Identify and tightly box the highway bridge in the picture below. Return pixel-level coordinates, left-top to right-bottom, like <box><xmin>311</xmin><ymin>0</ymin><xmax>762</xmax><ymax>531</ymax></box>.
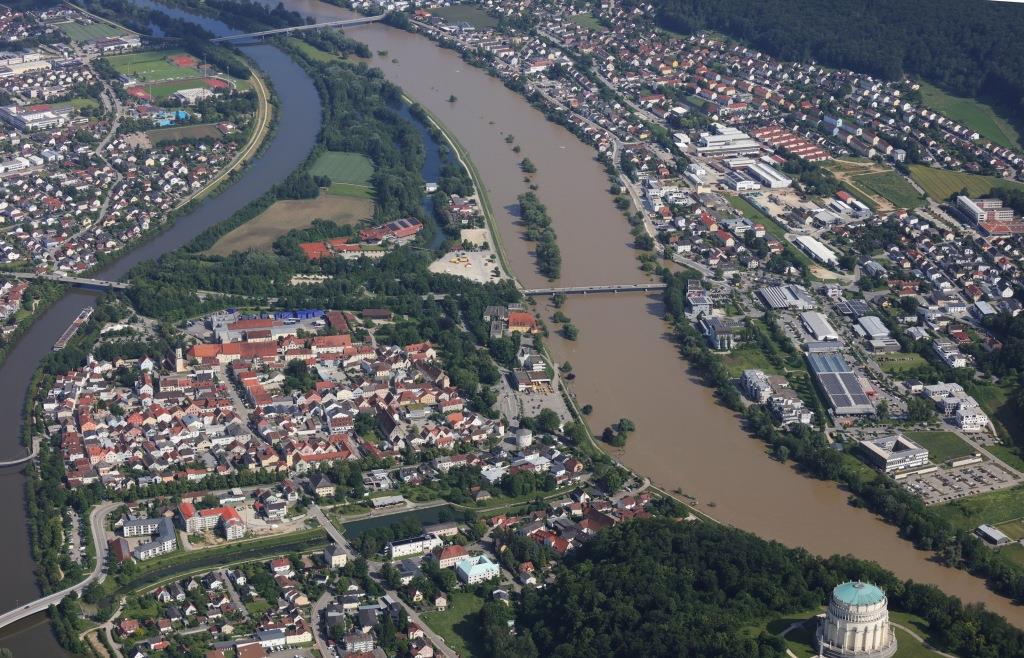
<box><xmin>211</xmin><ymin>15</ymin><xmax>385</xmax><ymax>42</ymax></box>
<box><xmin>8</xmin><ymin>272</ymin><xmax>129</xmax><ymax>291</ymax></box>
<box><xmin>523</xmin><ymin>283</ymin><xmax>667</xmax><ymax>296</ymax></box>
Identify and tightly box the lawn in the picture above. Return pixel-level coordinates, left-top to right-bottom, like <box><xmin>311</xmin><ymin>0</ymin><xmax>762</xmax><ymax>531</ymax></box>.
<box><xmin>904</xmin><ymin>431</ymin><xmax>975</xmax><ymax>464</ymax></box>
<box><xmin>893</xmin><ymin>626</ymin><xmax>946</xmax><ymax>657</ymax></box>
<box><xmin>57</xmin><ymin>20</ymin><xmax>126</xmax><ymax>42</ymax></box>
<box><xmin>432</xmin><ymin>5</ymin><xmax>498</xmax><ymax>29</ymax></box>
<box><xmin>328</xmin><ymin>182</ymin><xmax>374</xmax><ymax>199</ymax></box>
<box><xmin>106</xmin><ymin>50</ymin><xmax>198</xmax><ymax>82</ymax></box>
<box><xmin>909</xmin><ymin>165</ymin><xmax>1024</xmax><ymax>202</ymax></box>
<box><xmin>719</xmin><ymin>344</ymin><xmax>785</xmax><ymax>378</ymax></box>
<box><xmin>919</xmin><ymin>81</ymin><xmax>1020</xmax><ymax>151</ymax></box>
<box><xmin>53</xmin><ymin>97</ymin><xmax>101</xmax><ymax>111</ymax></box>
<box><xmin>569</xmin><ymin>13</ymin><xmax>606</xmax><ymax>31</ymax></box>
<box><xmin>852</xmin><ymin>171</ymin><xmax>925</xmax><ymax>209</ymax></box>
<box><xmin>420</xmin><ymin>592</ymin><xmax>486</xmax><ymax>657</ymax></box>
<box><xmin>969</xmin><ymin>380</ymin><xmax>1024</xmax><ymax>452</ymax></box>
<box><xmin>206</xmin><ymin>195</ymin><xmax>373</xmax><ymax>256</ymax></box>
<box><xmin>287</xmin><ymin>37</ymin><xmax>339</xmax><ymax>62</ymax></box>
<box><xmin>994</xmin><ymin>519</ymin><xmax>1024</xmax><ymax>541</ymax></box>
<box><xmin>932</xmin><ymin>484</ymin><xmax>1024</xmax><ymax>530</ymax></box>
<box><xmin>874</xmin><ymin>352</ymin><xmax>928</xmax><ymax>374</ymax></box>
<box><xmin>310</xmin><ymin>151</ymin><xmax>374</xmax><ymax>187</ymax></box>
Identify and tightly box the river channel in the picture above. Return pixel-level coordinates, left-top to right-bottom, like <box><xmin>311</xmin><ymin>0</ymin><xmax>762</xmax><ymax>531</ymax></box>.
<box><xmin>265</xmin><ymin>0</ymin><xmax>1024</xmax><ymax>624</ymax></box>
<box><xmin>0</xmin><ymin>2</ymin><xmax>1021</xmax><ymax>653</ymax></box>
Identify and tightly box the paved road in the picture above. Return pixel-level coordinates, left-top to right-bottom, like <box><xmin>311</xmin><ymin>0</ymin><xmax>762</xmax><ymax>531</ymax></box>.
<box><xmin>0</xmin><ymin>501</ymin><xmax>119</xmax><ymax>630</ymax></box>
<box><xmin>310</xmin><ymin>590</ymin><xmax>334</xmax><ymax>658</ymax></box>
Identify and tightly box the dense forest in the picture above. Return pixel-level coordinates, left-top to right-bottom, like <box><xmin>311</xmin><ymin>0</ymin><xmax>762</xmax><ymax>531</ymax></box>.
<box><xmin>484</xmin><ymin>519</ymin><xmax>1024</xmax><ymax>658</ymax></box>
<box><xmin>646</xmin><ymin>0</ymin><xmax>1024</xmax><ymax>135</ymax></box>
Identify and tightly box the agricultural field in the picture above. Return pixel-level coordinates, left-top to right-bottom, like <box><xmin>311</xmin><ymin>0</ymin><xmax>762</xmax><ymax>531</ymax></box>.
<box><xmin>909</xmin><ymin>165</ymin><xmax>1024</xmax><ymax>202</ymax></box>
<box><xmin>206</xmin><ymin>195</ymin><xmax>372</xmax><ymax>256</ymax></box>
<box><xmin>851</xmin><ymin>171</ymin><xmax>925</xmax><ymax>209</ymax></box>
<box><xmin>310</xmin><ymin>151</ymin><xmax>374</xmax><ymax>197</ymax></box>
<box><xmin>919</xmin><ymin>82</ymin><xmax>1020</xmax><ymax>151</ymax></box>
<box><xmin>56</xmin><ymin>20</ymin><xmax>126</xmax><ymax>42</ymax></box>
<box><xmin>904</xmin><ymin>431</ymin><xmax>975</xmax><ymax>464</ymax></box>
<box><xmin>106</xmin><ymin>50</ymin><xmax>201</xmax><ymax>82</ymax></box>
<box><xmin>432</xmin><ymin>5</ymin><xmax>499</xmax><ymax>29</ymax></box>
<box><xmin>145</xmin><ymin>123</ymin><xmax>223</xmax><ymax>144</ymax></box>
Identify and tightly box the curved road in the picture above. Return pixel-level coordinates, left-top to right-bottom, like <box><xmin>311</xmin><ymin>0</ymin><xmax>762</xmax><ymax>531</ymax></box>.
<box><xmin>0</xmin><ymin>501</ymin><xmax>119</xmax><ymax>630</ymax></box>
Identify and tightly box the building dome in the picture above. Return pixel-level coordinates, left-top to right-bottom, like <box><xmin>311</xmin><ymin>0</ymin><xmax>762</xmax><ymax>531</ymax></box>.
<box><xmin>816</xmin><ymin>581</ymin><xmax>897</xmax><ymax>658</ymax></box>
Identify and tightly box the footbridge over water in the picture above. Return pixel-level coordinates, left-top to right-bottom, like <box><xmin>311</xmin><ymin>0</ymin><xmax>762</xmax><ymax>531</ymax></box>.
<box><xmin>210</xmin><ymin>15</ymin><xmax>385</xmax><ymax>42</ymax></box>
<box><xmin>523</xmin><ymin>283</ymin><xmax>667</xmax><ymax>296</ymax></box>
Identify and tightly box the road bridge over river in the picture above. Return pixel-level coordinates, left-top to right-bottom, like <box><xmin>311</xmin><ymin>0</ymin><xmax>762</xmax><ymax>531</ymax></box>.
<box><xmin>211</xmin><ymin>15</ymin><xmax>384</xmax><ymax>42</ymax></box>
<box><xmin>523</xmin><ymin>283</ymin><xmax>667</xmax><ymax>296</ymax></box>
<box><xmin>8</xmin><ymin>272</ymin><xmax>129</xmax><ymax>291</ymax></box>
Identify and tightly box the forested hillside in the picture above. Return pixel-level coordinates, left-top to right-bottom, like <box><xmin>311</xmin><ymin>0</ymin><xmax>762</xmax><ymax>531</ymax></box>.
<box><xmin>483</xmin><ymin>519</ymin><xmax>1024</xmax><ymax>658</ymax></box>
<box><xmin>649</xmin><ymin>0</ymin><xmax>1024</xmax><ymax>128</ymax></box>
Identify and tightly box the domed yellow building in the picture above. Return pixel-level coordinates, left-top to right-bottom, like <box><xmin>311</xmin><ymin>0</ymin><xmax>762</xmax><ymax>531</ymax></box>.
<box><xmin>816</xmin><ymin>581</ymin><xmax>897</xmax><ymax>658</ymax></box>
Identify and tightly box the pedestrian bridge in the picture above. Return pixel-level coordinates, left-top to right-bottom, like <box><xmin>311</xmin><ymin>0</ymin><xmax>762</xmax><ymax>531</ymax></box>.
<box><xmin>211</xmin><ymin>15</ymin><xmax>385</xmax><ymax>42</ymax></box>
<box><xmin>0</xmin><ymin>437</ymin><xmax>41</xmax><ymax>468</ymax></box>
<box><xmin>523</xmin><ymin>283</ymin><xmax>667</xmax><ymax>296</ymax></box>
<box><xmin>8</xmin><ymin>272</ymin><xmax>129</xmax><ymax>291</ymax></box>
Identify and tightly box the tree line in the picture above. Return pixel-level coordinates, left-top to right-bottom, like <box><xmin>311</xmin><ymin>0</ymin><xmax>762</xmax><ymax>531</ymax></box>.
<box><xmin>484</xmin><ymin>518</ymin><xmax>1024</xmax><ymax>658</ymax></box>
<box><xmin>518</xmin><ymin>192</ymin><xmax>562</xmax><ymax>280</ymax></box>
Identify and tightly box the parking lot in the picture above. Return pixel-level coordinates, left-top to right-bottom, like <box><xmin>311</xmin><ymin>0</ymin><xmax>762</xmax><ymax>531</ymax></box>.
<box><xmin>902</xmin><ymin>461</ymin><xmax>1018</xmax><ymax>505</ymax></box>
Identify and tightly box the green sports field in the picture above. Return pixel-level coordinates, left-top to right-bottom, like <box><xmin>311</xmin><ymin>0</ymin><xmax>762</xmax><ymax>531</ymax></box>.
<box><xmin>310</xmin><ymin>151</ymin><xmax>374</xmax><ymax>197</ymax></box>
<box><xmin>57</xmin><ymin>21</ymin><xmax>127</xmax><ymax>42</ymax></box>
<box><xmin>106</xmin><ymin>50</ymin><xmax>197</xmax><ymax>82</ymax></box>
<box><xmin>919</xmin><ymin>82</ymin><xmax>1020</xmax><ymax>151</ymax></box>
<box><xmin>908</xmin><ymin>165</ymin><xmax>1024</xmax><ymax>202</ymax></box>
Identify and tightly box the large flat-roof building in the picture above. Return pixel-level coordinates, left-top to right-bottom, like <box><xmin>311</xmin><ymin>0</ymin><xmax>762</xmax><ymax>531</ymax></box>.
<box><xmin>695</xmin><ymin>124</ymin><xmax>761</xmax><ymax>156</ymax></box>
<box><xmin>800</xmin><ymin>311</ymin><xmax>839</xmax><ymax>342</ymax></box>
<box><xmin>857</xmin><ymin>316</ymin><xmax>890</xmax><ymax>339</ymax></box>
<box><xmin>758</xmin><ymin>284</ymin><xmax>815</xmax><ymax>310</ymax></box>
<box><xmin>794</xmin><ymin>235</ymin><xmax>839</xmax><ymax>267</ymax></box>
<box><xmin>858</xmin><ymin>434</ymin><xmax>929</xmax><ymax>473</ymax></box>
<box><xmin>956</xmin><ymin>196</ymin><xmax>1013</xmax><ymax>224</ymax></box>
<box><xmin>807</xmin><ymin>352</ymin><xmax>874</xmax><ymax>415</ymax></box>
<box><xmin>0</xmin><ymin>104</ymin><xmax>74</xmax><ymax>131</ymax></box>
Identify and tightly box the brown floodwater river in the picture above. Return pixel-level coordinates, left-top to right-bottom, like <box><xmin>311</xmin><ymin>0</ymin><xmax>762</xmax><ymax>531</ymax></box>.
<box><xmin>267</xmin><ymin>0</ymin><xmax>1024</xmax><ymax>623</ymax></box>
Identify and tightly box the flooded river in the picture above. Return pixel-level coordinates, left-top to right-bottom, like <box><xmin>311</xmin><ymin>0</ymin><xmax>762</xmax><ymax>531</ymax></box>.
<box><xmin>270</xmin><ymin>0</ymin><xmax>1024</xmax><ymax>623</ymax></box>
<box><xmin>1</xmin><ymin>3</ymin><xmax>1020</xmax><ymax>653</ymax></box>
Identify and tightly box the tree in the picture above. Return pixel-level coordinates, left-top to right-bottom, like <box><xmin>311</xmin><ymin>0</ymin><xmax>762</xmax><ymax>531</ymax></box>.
<box><xmin>536</xmin><ymin>408</ymin><xmax>561</xmax><ymax>434</ymax></box>
<box><xmin>520</xmin><ymin>158</ymin><xmax>537</xmax><ymax>173</ymax></box>
<box><xmin>562</xmin><ymin>323</ymin><xmax>579</xmax><ymax>340</ymax></box>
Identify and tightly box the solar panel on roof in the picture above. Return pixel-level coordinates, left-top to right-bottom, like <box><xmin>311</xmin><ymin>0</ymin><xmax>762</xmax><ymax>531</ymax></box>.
<box><xmin>833</xmin><ymin>394</ymin><xmax>853</xmax><ymax>409</ymax></box>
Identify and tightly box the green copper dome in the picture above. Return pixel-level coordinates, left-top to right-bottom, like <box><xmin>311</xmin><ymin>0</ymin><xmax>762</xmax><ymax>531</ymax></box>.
<box><xmin>833</xmin><ymin>581</ymin><xmax>885</xmax><ymax>606</ymax></box>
